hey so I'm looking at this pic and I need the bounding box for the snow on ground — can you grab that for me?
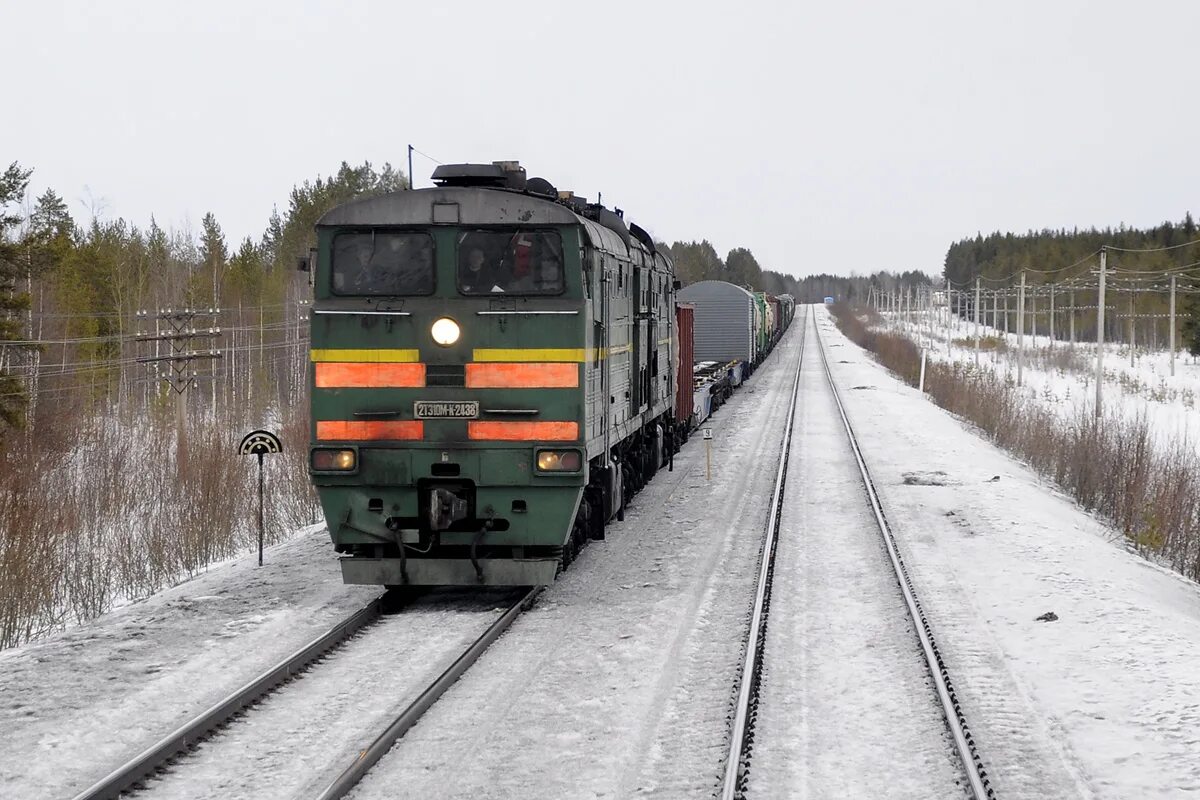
[7,304,1200,798]
[889,307,1200,443]
[0,529,378,798]
[748,326,965,799]
[822,306,1200,797]
[145,590,518,800]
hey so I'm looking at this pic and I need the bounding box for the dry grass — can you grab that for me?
[951,334,1008,352]
[832,302,1200,582]
[0,401,318,649]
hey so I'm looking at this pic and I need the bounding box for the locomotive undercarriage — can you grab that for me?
[326,412,679,586]
[564,412,679,569]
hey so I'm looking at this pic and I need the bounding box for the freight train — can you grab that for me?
[307,161,792,586]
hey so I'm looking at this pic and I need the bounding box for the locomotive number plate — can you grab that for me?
[414,401,479,419]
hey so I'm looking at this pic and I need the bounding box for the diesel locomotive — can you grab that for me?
[307,161,680,586]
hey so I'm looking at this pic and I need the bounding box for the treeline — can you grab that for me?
[943,214,1200,352]
[0,160,406,440]
[790,271,933,304]
[666,238,931,301]
[944,214,1200,286]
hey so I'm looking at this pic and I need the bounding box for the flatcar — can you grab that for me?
[307,161,680,586]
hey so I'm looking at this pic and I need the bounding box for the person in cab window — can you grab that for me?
[461,247,505,293]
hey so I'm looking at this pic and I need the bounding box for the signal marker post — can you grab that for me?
[239,430,284,566]
[703,427,713,480]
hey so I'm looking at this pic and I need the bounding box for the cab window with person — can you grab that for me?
[331,231,434,295]
[457,229,564,295]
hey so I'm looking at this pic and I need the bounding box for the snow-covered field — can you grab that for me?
[890,307,1200,443]
[4,306,1200,798]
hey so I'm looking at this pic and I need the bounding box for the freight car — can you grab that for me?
[307,161,680,586]
[677,280,763,367]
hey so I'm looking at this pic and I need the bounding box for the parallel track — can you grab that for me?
[73,587,538,800]
[720,307,807,799]
[720,308,994,799]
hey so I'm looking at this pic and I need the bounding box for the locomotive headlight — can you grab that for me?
[311,448,356,471]
[536,449,582,472]
[431,317,460,347]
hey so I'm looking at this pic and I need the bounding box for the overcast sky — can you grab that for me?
[4,0,1198,279]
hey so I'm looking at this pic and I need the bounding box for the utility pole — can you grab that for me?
[1049,284,1055,349]
[1128,286,1136,368]
[945,288,951,359]
[974,277,981,367]
[1069,289,1076,346]
[1017,271,1026,386]
[1170,273,1177,377]
[137,308,223,469]
[1031,288,1038,343]
[1096,248,1107,418]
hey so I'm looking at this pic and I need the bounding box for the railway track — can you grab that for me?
[719,309,993,799]
[73,586,539,800]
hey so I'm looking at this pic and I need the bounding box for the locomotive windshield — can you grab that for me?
[331,231,434,295]
[457,229,564,295]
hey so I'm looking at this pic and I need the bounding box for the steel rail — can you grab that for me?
[313,585,542,800]
[71,597,388,800]
[811,311,994,799]
[720,306,808,800]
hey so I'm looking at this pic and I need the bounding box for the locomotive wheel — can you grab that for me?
[586,492,605,540]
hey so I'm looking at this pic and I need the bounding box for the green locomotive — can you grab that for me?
[308,162,679,586]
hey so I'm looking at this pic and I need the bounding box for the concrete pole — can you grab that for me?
[974,277,981,367]
[1049,283,1055,349]
[1129,287,1136,368]
[946,290,952,359]
[1069,289,1076,346]
[1017,270,1026,386]
[1031,289,1038,343]
[1170,274,1177,377]
[1096,248,1107,418]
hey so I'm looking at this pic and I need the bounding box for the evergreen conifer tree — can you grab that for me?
[0,162,34,435]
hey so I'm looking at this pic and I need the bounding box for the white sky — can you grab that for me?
[4,0,1198,278]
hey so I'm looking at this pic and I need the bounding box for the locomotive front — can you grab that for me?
[308,167,590,586]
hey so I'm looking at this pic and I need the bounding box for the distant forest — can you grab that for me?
[943,214,1200,352]
[666,238,930,303]
[944,215,1200,286]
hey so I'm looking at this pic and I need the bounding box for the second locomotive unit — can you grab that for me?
[308,161,680,586]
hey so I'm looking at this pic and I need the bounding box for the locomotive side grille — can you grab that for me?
[426,364,466,387]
